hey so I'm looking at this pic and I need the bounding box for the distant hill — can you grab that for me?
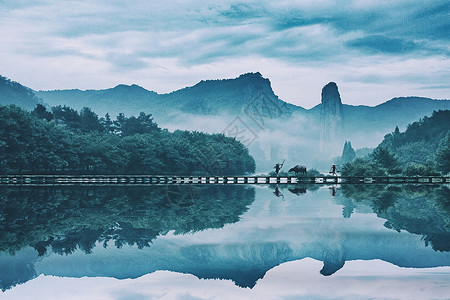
[309,97,450,145]
[345,97,450,147]
[36,84,160,118]
[33,74,450,135]
[0,76,41,110]
[2,72,450,171]
[359,97,450,130]
[36,72,298,119]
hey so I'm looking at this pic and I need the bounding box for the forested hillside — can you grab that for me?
[342,110,450,176]
[0,76,40,110]
[379,110,449,166]
[0,105,255,175]
[3,73,450,172]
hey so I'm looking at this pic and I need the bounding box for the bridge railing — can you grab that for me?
[0,175,449,185]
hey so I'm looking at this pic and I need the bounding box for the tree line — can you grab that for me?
[0,104,255,175]
[0,185,255,291]
[341,110,450,176]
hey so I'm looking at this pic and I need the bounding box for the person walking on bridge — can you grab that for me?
[274,160,285,176]
[330,164,337,176]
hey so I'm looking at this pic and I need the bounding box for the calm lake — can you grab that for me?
[1,184,449,299]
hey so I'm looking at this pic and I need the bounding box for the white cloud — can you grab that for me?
[0,0,448,108]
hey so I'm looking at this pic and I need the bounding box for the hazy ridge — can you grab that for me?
[32,73,450,134]
[2,73,449,171]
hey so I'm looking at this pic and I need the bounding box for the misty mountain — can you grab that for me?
[2,72,450,172]
[36,84,160,118]
[36,72,297,120]
[309,97,450,144]
[35,73,449,137]
[0,76,41,110]
[346,97,450,131]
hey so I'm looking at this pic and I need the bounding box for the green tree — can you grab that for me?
[33,104,53,121]
[113,113,126,134]
[341,141,356,164]
[100,113,115,133]
[52,105,81,131]
[0,105,256,175]
[121,134,163,174]
[26,121,69,173]
[0,105,33,173]
[378,110,450,168]
[404,163,438,176]
[75,132,128,173]
[121,112,160,137]
[371,147,401,174]
[341,158,386,177]
[436,132,450,174]
[80,107,104,133]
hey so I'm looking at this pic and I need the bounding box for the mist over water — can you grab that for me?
[158,110,347,173]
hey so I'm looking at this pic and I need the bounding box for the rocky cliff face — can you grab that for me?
[319,82,344,155]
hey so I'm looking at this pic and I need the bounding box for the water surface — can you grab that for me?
[0,184,449,299]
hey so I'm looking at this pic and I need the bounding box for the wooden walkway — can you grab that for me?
[0,175,449,185]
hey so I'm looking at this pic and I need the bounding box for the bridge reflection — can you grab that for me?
[1,175,449,185]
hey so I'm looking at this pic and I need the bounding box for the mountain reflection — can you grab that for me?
[0,184,449,292]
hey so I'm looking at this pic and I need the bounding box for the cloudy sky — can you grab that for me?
[0,0,449,108]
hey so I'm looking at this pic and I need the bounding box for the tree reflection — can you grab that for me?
[341,184,450,252]
[0,185,255,256]
[1,184,449,292]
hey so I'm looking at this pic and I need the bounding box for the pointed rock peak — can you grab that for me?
[236,72,268,85]
[321,82,342,105]
[237,72,272,91]
[238,72,263,79]
[194,72,265,86]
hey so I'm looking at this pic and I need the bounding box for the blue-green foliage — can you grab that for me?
[380,110,449,165]
[341,141,356,164]
[436,132,450,174]
[342,110,450,176]
[341,157,387,177]
[0,105,255,175]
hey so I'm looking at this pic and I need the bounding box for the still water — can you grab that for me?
[0,184,449,299]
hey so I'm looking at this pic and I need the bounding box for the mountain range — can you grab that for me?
[35,72,295,119]
[1,73,449,171]
[32,73,449,134]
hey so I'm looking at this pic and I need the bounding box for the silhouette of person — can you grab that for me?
[330,185,336,196]
[274,163,281,176]
[274,185,284,200]
[331,164,337,175]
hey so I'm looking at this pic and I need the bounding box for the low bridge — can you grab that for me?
[0,175,449,185]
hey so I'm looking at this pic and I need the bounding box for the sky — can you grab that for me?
[0,0,449,108]
[4,260,450,299]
